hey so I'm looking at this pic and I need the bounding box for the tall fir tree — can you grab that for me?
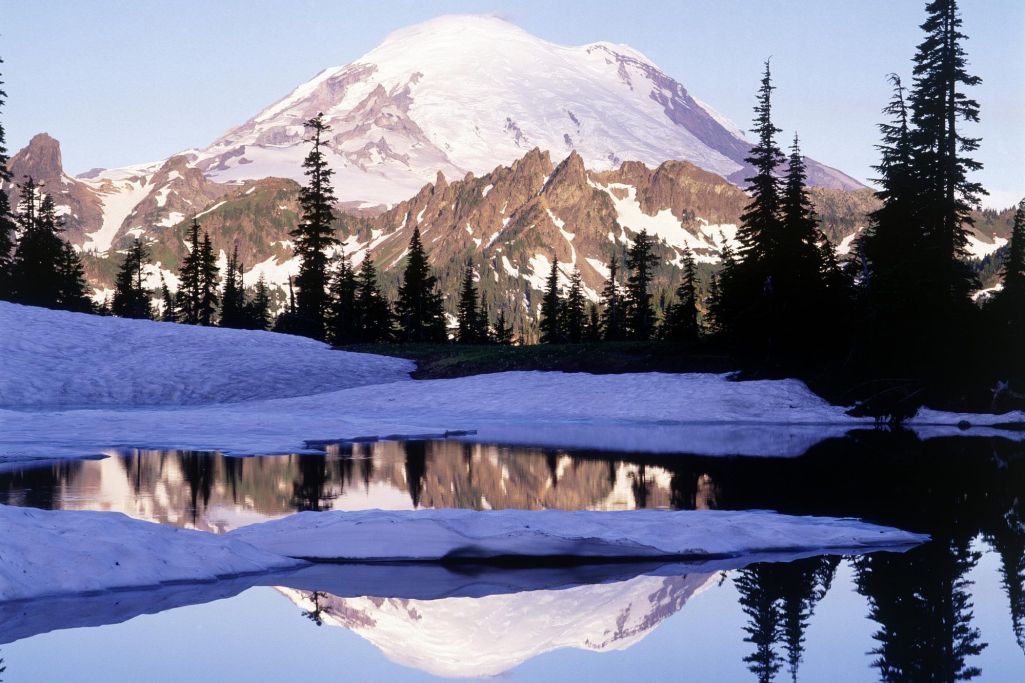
[663,246,700,343]
[9,183,66,308]
[600,255,624,340]
[456,261,480,344]
[539,257,562,343]
[396,228,447,342]
[111,238,152,319]
[198,232,219,325]
[908,0,985,304]
[625,230,658,340]
[0,58,15,295]
[176,219,204,324]
[737,60,786,270]
[219,244,245,328]
[56,241,92,313]
[996,199,1025,312]
[585,301,601,341]
[863,75,925,307]
[327,253,359,344]
[991,198,1025,377]
[353,256,393,342]
[475,290,491,343]
[563,268,587,343]
[290,113,339,339]
[779,134,825,288]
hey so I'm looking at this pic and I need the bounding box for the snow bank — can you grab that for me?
[0,302,413,409]
[1,303,1021,461]
[231,508,927,562]
[0,505,301,602]
[0,502,924,606]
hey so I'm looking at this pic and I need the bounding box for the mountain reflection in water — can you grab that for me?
[0,432,1023,681]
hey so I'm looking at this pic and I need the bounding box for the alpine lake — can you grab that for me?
[1,432,1023,682]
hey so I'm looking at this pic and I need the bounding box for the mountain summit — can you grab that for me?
[192,14,862,205]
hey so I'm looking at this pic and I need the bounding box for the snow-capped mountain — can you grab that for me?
[192,14,862,207]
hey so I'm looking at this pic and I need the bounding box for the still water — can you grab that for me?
[0,433,1023,681]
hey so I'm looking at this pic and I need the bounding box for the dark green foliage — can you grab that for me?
[585,301,601,341]
[539,258,562,343]
[737,60,785,269]
[600,256,624,340]
[111,238,152,319]
[159,274,177,322]
[395,228,447,342]
[994,199,1025,315]
[219,244,246,328]
[625,230,658,340]
[563,268,586,343]
[176,219,203,324]
[327,254,359,344]
[908,0,985,305]
[663,247,700,343]
[493,308,514,345]
[198,233,219,326]
[9,183,69,309]
[456,262,480,344]
[475,290,491,343]
[56,241,92,313]
[353,257,394,342]
[244,275,272,331]
[0,59,14,294]
[290,113,339,339]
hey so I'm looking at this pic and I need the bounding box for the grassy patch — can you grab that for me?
[338,341,737,379]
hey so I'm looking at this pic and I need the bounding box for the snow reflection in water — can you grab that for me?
[0,434,1023,681]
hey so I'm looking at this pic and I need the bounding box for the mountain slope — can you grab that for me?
[192,14,863,205]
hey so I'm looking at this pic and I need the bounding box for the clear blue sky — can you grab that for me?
[3,0,1023,207]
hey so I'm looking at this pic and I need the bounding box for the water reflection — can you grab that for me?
[0,433,1023,680]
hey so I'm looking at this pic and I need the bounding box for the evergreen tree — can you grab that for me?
[563,268,586,343]
[176,219,204,324]
[245,274,272,330]
[290,113,339,339]
[625,230,658,340]
[993,199,1025,318]
[990,198,1025,376]
[0,59,15,295]
[456,261,480,344]
[539,258,562,343]
[779,134,825,289]
[198,232,219,326]
[863,75,925,309]
[56,241,92,313]
[494,308,514,345]
[327,253,358,344]
[475,290,491,343]
[663,246,700,343]
[737,60,786,270]
[908,0,985,304]
[395,228,447,342]
[219,244,245,328]
[353,257,393,342]
[111,238,152,319]
[159,273,177,322]
[585,302,601,341]
[600,256,624,340]
[9,184,66,308]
